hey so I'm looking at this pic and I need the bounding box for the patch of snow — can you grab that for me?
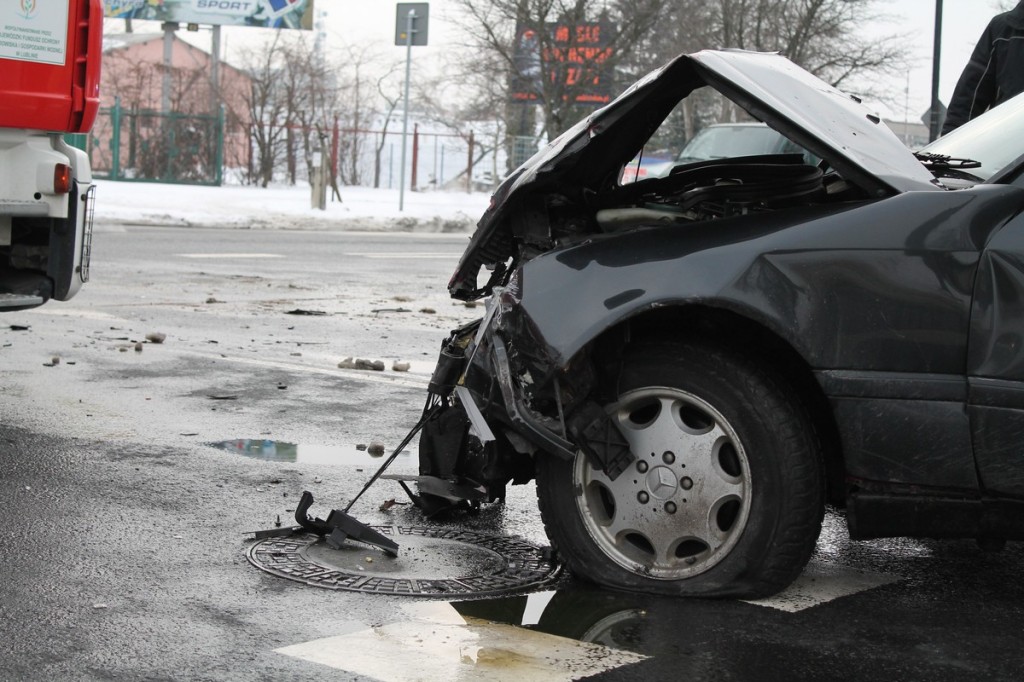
[93,180,491,232]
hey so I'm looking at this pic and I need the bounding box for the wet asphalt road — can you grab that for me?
[2,225,1024,681]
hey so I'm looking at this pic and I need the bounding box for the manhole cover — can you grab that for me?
[247,526,561,597]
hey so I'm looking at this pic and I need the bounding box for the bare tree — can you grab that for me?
[336,44,371,186]
[450,0,908,164]
[240,30,418,189]
[644,1,908,104]
[240,32,345,187]
[330,43,402,187]
[436,21,529,175]
[415,76,506,190]
[371,77,403,189]
[279,39,341,185]
[239,34,290,187]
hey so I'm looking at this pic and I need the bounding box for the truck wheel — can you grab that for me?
[536,341,824,598]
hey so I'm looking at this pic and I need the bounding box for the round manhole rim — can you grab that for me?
[247,525,562,597]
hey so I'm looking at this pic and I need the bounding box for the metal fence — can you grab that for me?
[246,124,521,193]
[89,100,226,186]
[326,129,540,193]
[86,102,544,192]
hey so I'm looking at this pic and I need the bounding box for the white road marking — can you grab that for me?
[520,591,558,627]
[744,559,900,612]
[23,308,121,320]
[175,253,284,259]
[345,252,458,259]
[276,601,647,681]
[173,348,431,390]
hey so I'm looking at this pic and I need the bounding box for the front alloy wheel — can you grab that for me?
[536,340,824,597]
[577,386,751,580]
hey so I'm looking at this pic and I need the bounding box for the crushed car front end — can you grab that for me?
[411,49,1024,597]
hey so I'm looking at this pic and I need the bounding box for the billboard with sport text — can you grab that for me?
[102,0,313,30]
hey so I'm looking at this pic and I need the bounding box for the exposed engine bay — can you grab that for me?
[456,150,867,304]
[553,152,861,242]
[597,154,829,229]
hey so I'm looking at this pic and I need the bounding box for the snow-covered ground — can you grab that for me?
[92,179,492,232]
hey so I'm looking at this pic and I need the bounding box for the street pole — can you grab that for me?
[211,25,221,116]
[929,0,943,141]
[398,9,416,212]
[161,22,177,115]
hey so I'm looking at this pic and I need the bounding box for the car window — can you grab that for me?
[619,93,817,186]
[925,92,1024,182]
[679,126,786,162]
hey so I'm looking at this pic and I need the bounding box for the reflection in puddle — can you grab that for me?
[207,439,412,466]
[275,557,904,679]
[276,597,648,681]
[451,589,648,653]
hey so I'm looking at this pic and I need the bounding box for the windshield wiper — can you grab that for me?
[914,151,982,169]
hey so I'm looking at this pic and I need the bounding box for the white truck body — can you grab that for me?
[0,128,94,310]
[0,0,101,311]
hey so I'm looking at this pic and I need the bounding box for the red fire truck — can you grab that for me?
[0,0,101,311]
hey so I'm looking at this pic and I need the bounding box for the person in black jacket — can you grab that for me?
[942,1,1024,134]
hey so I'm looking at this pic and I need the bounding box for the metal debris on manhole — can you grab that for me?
[247,526,561,597]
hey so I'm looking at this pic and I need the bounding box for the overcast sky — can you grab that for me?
[157,0,1008,123]
[879,0,1006,121]
[320,0,1008,122]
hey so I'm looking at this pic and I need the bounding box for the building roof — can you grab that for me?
[102,31,246,78]
[102,32,164,52]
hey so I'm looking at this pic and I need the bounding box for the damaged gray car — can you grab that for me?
[405,50,1024,598]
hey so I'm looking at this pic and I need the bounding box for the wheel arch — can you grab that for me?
[585,303,846,505]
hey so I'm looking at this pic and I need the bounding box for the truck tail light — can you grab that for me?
[54,164,72,194]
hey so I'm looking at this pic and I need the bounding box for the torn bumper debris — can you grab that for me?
[253,490,398,557]
[403,287,637,517]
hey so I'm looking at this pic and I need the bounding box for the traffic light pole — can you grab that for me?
[929,0,943,141]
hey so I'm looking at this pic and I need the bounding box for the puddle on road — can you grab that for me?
[276,594,649,681]
[207,439,412,466]
[274,560,903,679]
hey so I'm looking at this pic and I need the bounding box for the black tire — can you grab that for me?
[536,340,824,598]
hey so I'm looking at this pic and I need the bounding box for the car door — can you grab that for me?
[968,209,1024,498]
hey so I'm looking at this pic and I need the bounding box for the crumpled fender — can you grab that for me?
[502,185,1024,378]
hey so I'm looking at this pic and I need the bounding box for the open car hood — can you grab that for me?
[449,50,940,299]
[688,50,938,195]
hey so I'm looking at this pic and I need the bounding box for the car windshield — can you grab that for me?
[679,125,785,161]
[923,92,1024,182]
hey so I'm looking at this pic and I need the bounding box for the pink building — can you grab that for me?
[92,32,251,183]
